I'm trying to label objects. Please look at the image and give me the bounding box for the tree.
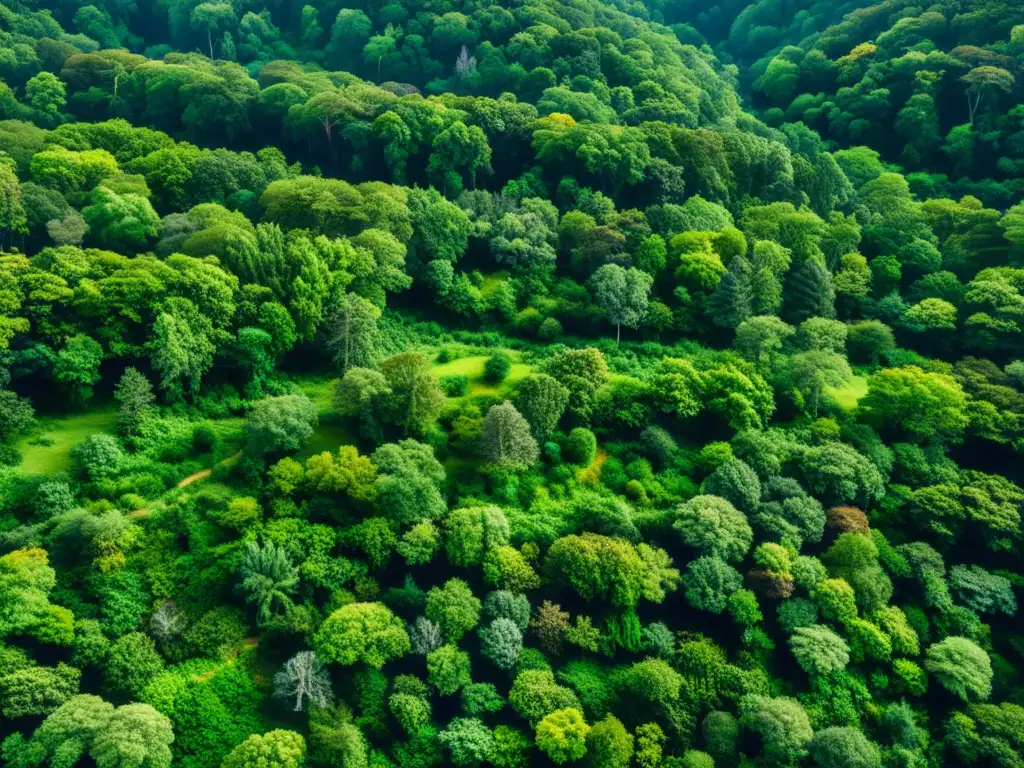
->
[515,374,569,442]
[961,67,1015,124]
[924,637,992,701]
[0,389,34,443]
[191,3,236,59]
[114,368,155,436]
[427,645,472,695]
[221,730,306,768]
[25,72,66,126]
[70,434,123,480]
[105,633,163,698]
[149,297,217,399]
[90,703,173,768]
[82,187,160,250]
[26,694,114,767]
[860,366,968,444]
[327,293,380,374]
[480,618,522,671]
[428,122,491,195]
[438,718,494,767]
[807,727,881,768]
[789,625,850,676]
[314,603,409,668]
[54,334,104,405]
[784,257,835,322]
[739,695,813,767]
[780,350,852,417]
[949,565,1017,616]
[482,401,539,468]
[536,708,589,764]
[590,264,653,344]
[239,541,299,624]
[373,440,447,525]
[380,352,446,436]
[426,578,482,643]
[409,617,443,656]
[674,495,753,563]
[735,316,794,364]
[334,367,391,439]
[709,255,753,328]
[586,716,633,768]
[701,458,761,513]
[682,557,742,614]
[243,395,318,456]
[273,651,333,712]
[0,663,80,718]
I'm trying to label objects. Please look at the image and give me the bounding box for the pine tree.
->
[784,257,835,323]
[709,255,753,328]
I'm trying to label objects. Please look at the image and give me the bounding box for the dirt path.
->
[129,452,242,517]
[177,467,212,488]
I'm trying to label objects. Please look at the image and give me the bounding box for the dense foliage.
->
[0,0,1022,766]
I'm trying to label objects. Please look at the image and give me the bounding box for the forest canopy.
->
[0,0,1023,767]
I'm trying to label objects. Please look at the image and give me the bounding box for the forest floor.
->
[430,353,532,398]
[16,407,118,474]
[13,349,535,477]
[827,375,869,411]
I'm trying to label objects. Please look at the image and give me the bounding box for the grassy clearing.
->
[431,354,532,398]
[292,375,357,458]
[828,375,869,411]
[17,408,118,475]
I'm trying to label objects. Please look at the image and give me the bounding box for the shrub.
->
[484,352,513,384]
[440,375,470,397]
[564,428,597,465]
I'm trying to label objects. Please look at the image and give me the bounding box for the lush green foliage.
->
[0,0,1021,766]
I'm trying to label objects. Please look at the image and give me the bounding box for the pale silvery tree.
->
[149,600,187,644]
[273,650,334,711]
[409,616,443,655]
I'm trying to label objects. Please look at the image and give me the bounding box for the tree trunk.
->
[616,323,621,346]
[208,29,214,60]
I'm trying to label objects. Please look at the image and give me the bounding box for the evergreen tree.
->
[709,255,753,328]
[784,257,836,323]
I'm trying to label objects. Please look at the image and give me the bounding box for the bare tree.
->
[273,651,333,712]
[409,616,443,655]
[149,600,187,644]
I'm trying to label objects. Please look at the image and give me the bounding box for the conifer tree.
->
[709,255,753,328]
[784,257,835,322]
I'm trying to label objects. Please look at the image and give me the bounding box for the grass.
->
[17,407,118,474]
[828,375,869,411]
[431,354,532,398]
[292,375,356,458]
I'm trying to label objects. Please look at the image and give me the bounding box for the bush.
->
[192,423,219,455]
[436,348,454,363]
[70,434,124,479]
[0,444,21,467]
[484,352,512,384]
[440,375,470,397]
[538,318,563,340]
[564,428,597,465]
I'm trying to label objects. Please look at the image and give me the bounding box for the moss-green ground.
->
[430,353,532,398]
[16,408,118,474]
[827,375,869,411]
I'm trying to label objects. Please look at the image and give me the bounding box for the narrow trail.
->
[176,467,213,488]
[128,452,242,517]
